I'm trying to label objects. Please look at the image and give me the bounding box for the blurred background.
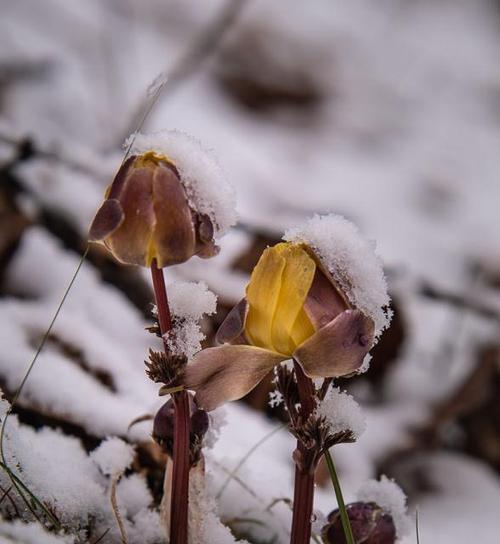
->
[1,0,500,542]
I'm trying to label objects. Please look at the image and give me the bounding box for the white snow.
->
[126,130,237,236]
[2,0,500,542]
[268,390,284,408]
[167,281,217,321]
[204,406,228,450]
[165,280,217,359]
[357,475,411,539]
[0,520,74,544]
[284,214,391,339]
[90,437,135,476]
[316,387,366,439]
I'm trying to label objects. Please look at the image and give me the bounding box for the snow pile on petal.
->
[316,387,366,439]
[284,213,391,339]
[126,130,237,236]
[91,436,135,476]
[357,475,411,538]
[165,281,217,359]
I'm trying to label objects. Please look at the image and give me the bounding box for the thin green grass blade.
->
[324,449,355,544]
[0,247,89,527]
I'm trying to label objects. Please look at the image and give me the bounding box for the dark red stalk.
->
[290,361,316,544]
[151,260,190,544]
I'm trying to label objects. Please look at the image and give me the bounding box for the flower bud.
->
[152,394,209,466]
[321,502,396,544]
[89,152,219,267]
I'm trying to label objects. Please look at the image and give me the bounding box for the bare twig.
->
[110,474,128,544]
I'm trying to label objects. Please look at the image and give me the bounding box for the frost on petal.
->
[91,437,135,476]
[316,387,366,439]
[284,214,391,340]
[125,130,237,236]
[357,475,412,538]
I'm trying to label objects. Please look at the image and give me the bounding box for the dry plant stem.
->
[150,261,190,544]
[290,361,316,544]
[110,473,129,544]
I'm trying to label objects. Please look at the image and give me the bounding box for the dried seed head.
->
[144,349,186,385]
[321,502,396,544]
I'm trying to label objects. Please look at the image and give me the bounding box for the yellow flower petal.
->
[245,244,286,350]
[289,306,316,351]
[245,243,316,356]
[270,244,316,354]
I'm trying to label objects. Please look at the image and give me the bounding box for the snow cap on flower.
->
[284,213,391,340]
[184,213,388,411]
[357,476,411,538]
[89,130,237,268]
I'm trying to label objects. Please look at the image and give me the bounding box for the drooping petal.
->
[88,198,124,241]
[215,298,248,345]
[105,163,156,266]
[106,155,136,199]
[270,244,316,354]
[245,245,286,351]
[151,162,197,267]
[294,310,375,378]
[183,345,287,411]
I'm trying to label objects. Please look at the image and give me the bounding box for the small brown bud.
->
[321,502,396,544]
[152,394,209,466]
[89,152,219,268]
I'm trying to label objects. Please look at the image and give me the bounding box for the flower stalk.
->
[150,260,190,544]
[290,361,316,544]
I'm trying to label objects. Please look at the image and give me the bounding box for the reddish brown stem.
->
[290,361,316,544]
[151,261,190,544]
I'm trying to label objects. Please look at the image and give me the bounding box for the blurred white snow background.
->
[1,0,500,542]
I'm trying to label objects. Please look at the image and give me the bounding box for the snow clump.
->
[126,130,237,236]
[284,213,391,340]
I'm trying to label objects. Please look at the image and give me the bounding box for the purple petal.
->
[294,310,375,378]
[215,298,248,346]
[183,345,286,411]
[88,198,124,241]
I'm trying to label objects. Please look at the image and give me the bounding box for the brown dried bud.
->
[321,502,396,544]
[144,349,186,386]
[89,152,219,267]
[152,395,209,466]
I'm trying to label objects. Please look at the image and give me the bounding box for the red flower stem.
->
[150,261,190,544]
[290,361,316,544]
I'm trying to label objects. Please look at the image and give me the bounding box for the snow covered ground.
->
[1,0,500,542]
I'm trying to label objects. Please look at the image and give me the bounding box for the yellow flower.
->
[184,242,375,410]
[89,152,218,268]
